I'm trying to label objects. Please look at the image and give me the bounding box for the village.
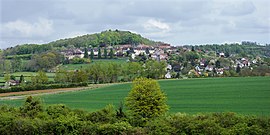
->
[60,43,262,79]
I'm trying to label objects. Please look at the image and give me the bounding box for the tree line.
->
[55,60,167,84]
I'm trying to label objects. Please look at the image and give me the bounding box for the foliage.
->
[0,97,269,134]
[144,60,167,79]
[83,48,88,58]
[20,96,43,117]
[31,70,49,85]
[104,48,108,59]
[69,57,91,64]
[26,51,64,71]
[109,48,114,59]
[125,78,169,124]
[98,47,102,59]
[4,72,10,82]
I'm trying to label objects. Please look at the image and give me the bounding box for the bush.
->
[70,57,91,64]
[97,122,133,135]
[46,104,71,119]
[125,78,168,126]
[86,104,116,123]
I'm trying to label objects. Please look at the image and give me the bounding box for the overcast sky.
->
[0,0,269,49]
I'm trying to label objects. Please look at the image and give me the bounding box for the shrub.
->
[125,78,168,126]
[20,96,43,118]
[97,122,133,135]
[46,104,71,119]
[86,104,116,124]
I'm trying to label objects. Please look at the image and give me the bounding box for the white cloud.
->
[2,18,54,38]
[144,19,170,31]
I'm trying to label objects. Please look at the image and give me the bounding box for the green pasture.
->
[60,64,91,70]
[60,58,127,70]
[0,72,55,82]
[1,77,270,115]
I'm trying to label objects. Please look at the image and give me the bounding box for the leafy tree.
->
[191,46,195,51]
[123,62,143,81]
[84,48,89,58]
[10,75,16,80]
[98,47,102,59]
[87,63,102,83]
[109,48,114,59]
[144,60,167,79]
[125,78,168,124]
[27,51,63,71]
[20,96,43,117]
[73,70,88,83]
[54,69,68,83]
[31,70,48,84]
[19,75,25,83]
[4,60,11,73]
[104,48,108,59]
[236,65,241,73]
[90,49,94,59]
[4,73,10,82]
[11,57,22,72]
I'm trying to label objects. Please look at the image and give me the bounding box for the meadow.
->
[0,72,55,85]
[60,58,127,70]
[1,77,270,115]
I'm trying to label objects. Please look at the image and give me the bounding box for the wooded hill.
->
[3,30,159,56]
[2,29,270,58]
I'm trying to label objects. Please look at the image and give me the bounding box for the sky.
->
[0,0,270,49]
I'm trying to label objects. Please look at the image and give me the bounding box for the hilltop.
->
[3,30,161,56]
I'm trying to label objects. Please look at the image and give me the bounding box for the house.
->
[216,68,224,75]
[195,65,202,71]
[62,49,84,59]
[157,43,171,49]
[167,64,172,70]
[134,49,146,56]
[219,52,225,57]
[165,72,171,79]
[7,80,20,86]
[205,65,214,71]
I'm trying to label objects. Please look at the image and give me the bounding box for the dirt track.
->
[0,84,110,100]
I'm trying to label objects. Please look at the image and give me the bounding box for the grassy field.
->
[1,77,270,115]
[0,72,55,84]
[60,58,127,70]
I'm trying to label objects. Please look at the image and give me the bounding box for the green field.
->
[1,77,270,115]
[60,58,127,70]
[0,72,55,85]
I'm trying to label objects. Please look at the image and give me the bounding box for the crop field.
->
[1,77,270,115]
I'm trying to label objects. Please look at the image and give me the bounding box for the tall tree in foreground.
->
[125,78,168,125]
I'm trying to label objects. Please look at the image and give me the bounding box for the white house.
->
[165,72,171,79]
